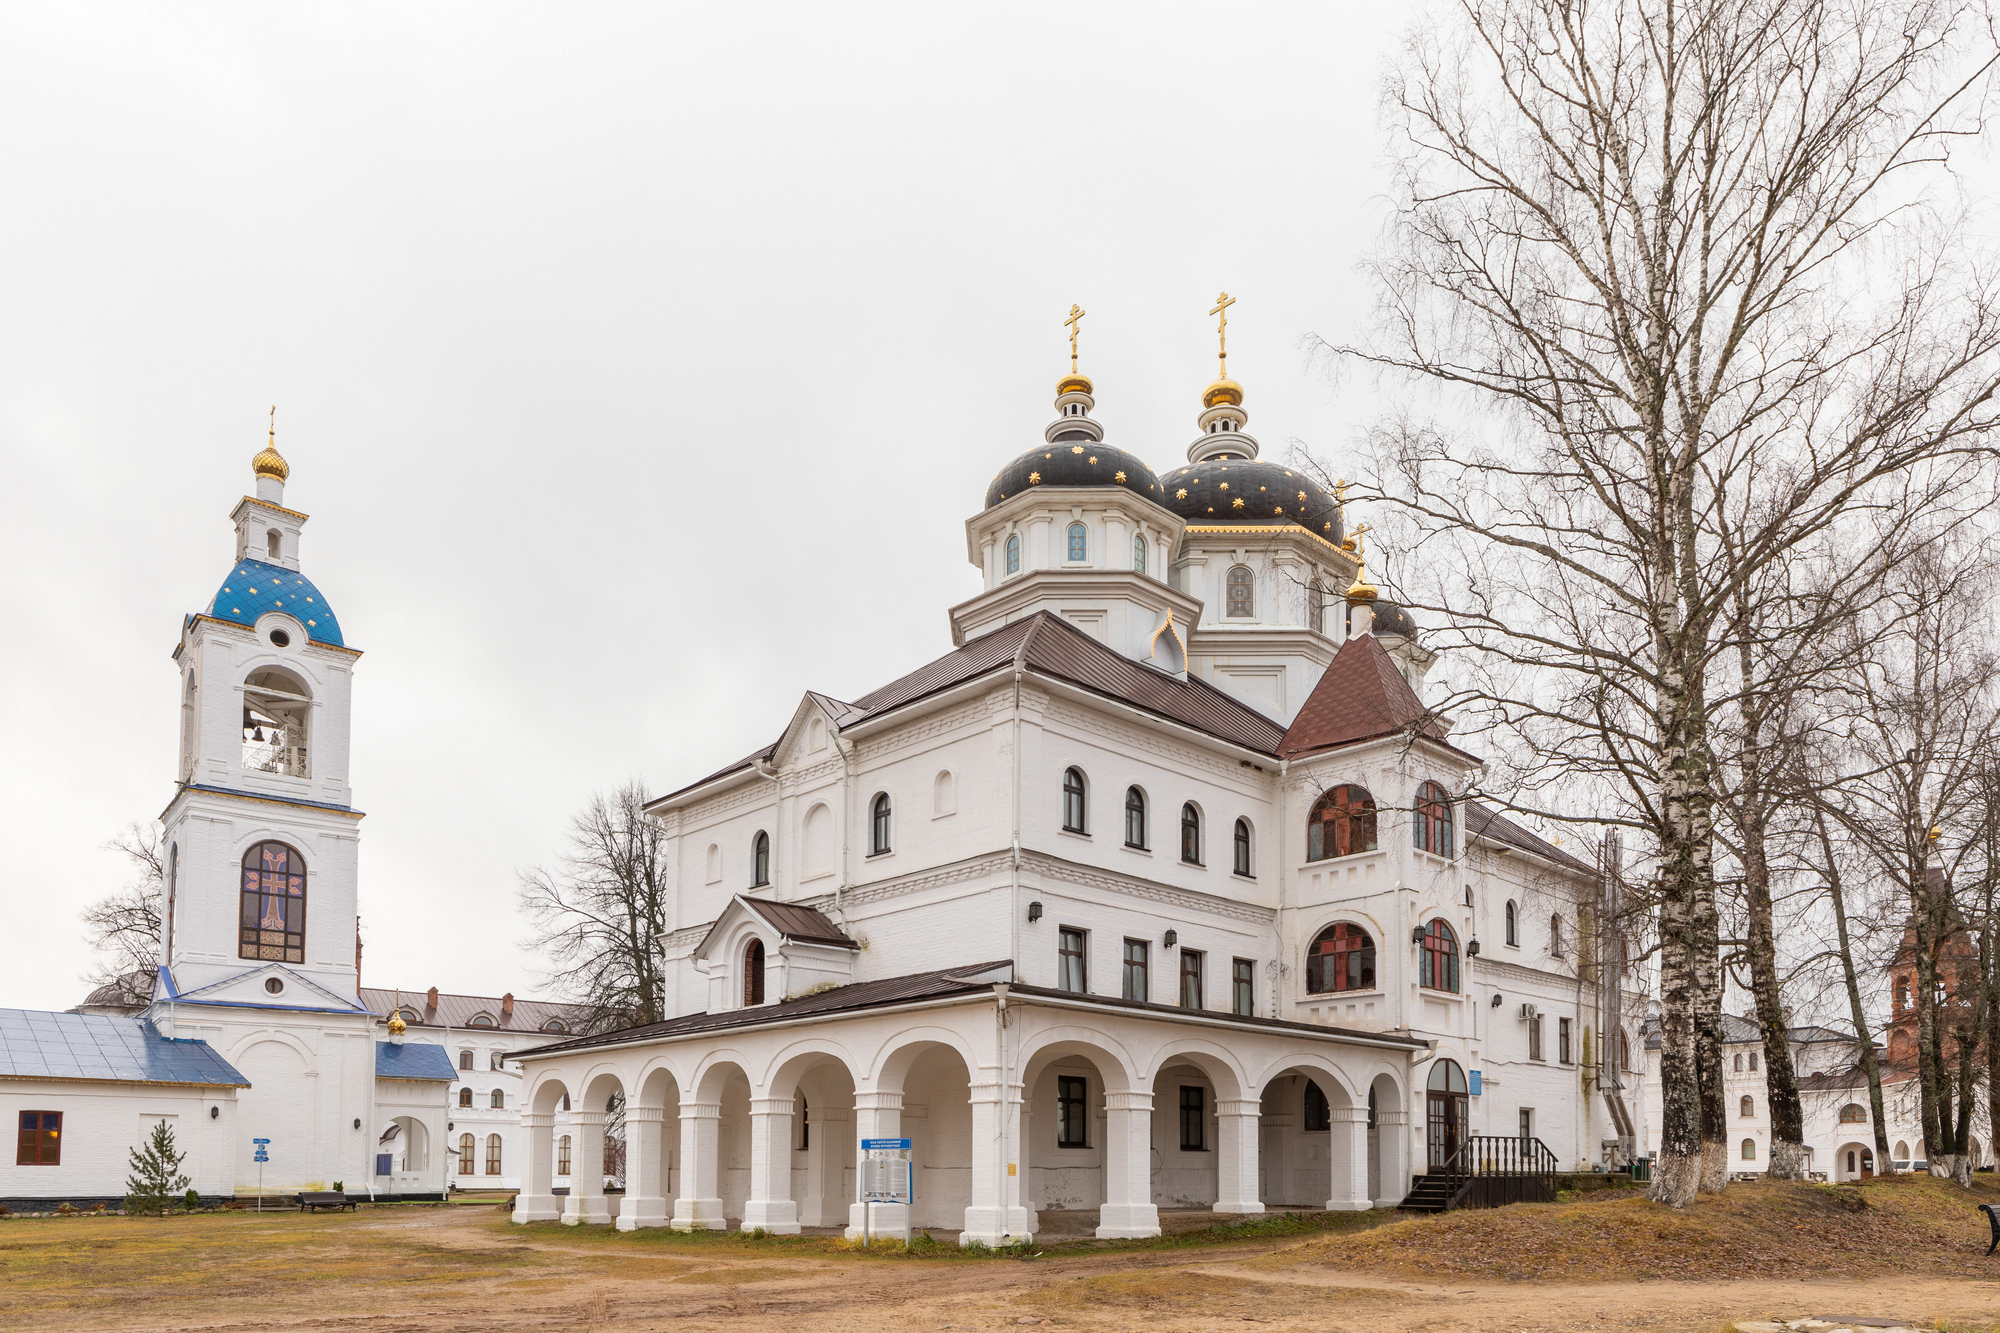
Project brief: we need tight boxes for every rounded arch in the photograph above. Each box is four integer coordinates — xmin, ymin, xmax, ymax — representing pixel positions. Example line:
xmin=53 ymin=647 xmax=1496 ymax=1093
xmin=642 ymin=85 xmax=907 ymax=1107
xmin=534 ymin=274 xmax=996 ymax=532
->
xmin=1123 ymin=784 xmax=1148 ymax=849
xmin=689 ymin=1051 xmax=758 ymax=1105
xmin=1004 ymin=531 xmax=1021 ymax=576
xmin=757 ymin=1037 xmax=864 ymax=1100
xmin=1504 ymin=899 xmax=1518 ymax=946
xmin=1066 ymin=520 xmax=1088 ymax=562
xmin=632 ymin=1059 xmax=685 ymax=1113
xmin=934 ymin=769 xmax=956 ymax=816
xmin=743 ymin=936 xmax=767 ymax=1006
xmin=1225 ymin=563 xmax=1255 ymax=617
xmin=1061 ymin=765 xmax=1088 ymax=833
xmin=1136 ymin=1037 xmax=1249 ymax=1101
xmin=750 ymin=830 xmax=771 ymax=887
xmin=1251 ymin=1052 xmax=1361 ymax=1108
xmin=578 ymin=1065 xmax=630 ymax=1113
xmin=1231 ymin=816 xmax=1253 ymax=876
xmin=527 ymin=1073 xmax=573 ymax=1115
xmin=225 ymin=1028 xmax=319 ymax=1073
xmin=1178 ymin=800 xmax=1203 ymax=864
xmin=1018 ymin=1029 xmax=1141 ymax=1095
xmin=238 ymin=839 xmax=308 ymax=964
xmin=865 ymin=1028 xmax=984 ymax=1091
xmin=1413 ymin=780 xmax=1455 ymax=856
xmin=801 ymin=802 xmax=834 ymax=877
xmin=1305 ymin=918 xmax=1378 ymax=994
xmin=1420 ymin=917 xmax=1461 ymax=993
xmin=1307 ymin=783 xmax=1378 ymax=860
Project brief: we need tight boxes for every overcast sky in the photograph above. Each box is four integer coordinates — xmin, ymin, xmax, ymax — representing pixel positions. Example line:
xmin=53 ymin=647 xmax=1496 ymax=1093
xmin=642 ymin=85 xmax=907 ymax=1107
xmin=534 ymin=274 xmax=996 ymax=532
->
xmin=0 ymin=3 xmax=1419 ymax=1008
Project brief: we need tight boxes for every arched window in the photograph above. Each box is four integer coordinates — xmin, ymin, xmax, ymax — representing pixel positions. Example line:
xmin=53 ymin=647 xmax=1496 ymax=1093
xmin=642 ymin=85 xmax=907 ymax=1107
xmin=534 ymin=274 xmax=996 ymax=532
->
xmin=1123 ymin=786 xmax=1146 ymax=849
xmin=751 ymin=831 xmax=770 ymax=887
xmin=1062 ymin=767 xmax=1087 ymax=833
xmin=1413 ymin=781 xmax=1454 ymax=857
xmin=1180 ymin=803 xmax=1202 ymax=864
xmin=1733 ymin=1053 xmax=1744 ymax=1072
xmin=1505 ymin=900 xmax=1517 ymax=946
xmin=870 ymin=793 xmax=893 ymax=855
xmin=1067 ymin=522 xmax=1088 ymax=562
xmin=490 ymin=1089 xmax=505 ymax=1110
xmin=744 ymin=938 xmax=766 ymax=1006
xmin=1233 ymin=818 xmax=1252 ymax=876
xmin=1619 ymin=1030 xmax=1632 ymax=1071
xmin=1838 ymin=1103 xmax=1867 ymax=1124
xmin=542 ymin=1019 xmax=568 ymax=1034
xmin=468 ymin=1014 xmax=494 ymax=1028
xmin=1550 ymin=913 xmax=1564 ymax=958
xmin=557 ymin=1135 xmax=572 ymax=1176
xmin=1740 ymin=1095 xmax=1754 ymax=1117
xmin=458 ymin=1133 xmax=475 ymax=1174
xmin=459 ymin=1049 xmax=474 ymax=1070
xmin=486 ymin=1133 xmax=503 ymax=1174
xmin=239 ymin=841 xmax=306 ymax=963
xmin=1741 ymin=1138 xmax=1757 ymax=1161
xmin=1005 ymin=533 xmax=1021 ymax=576
xmin=1303 ymin=1080 xmax=1331 ymax=1131
xmin=1133 ymin=533 xmax=1147 ymax=573
xmin=1306 ymin=785 xmax=1378 ymax=860
xmin=241 ymin=667 xmax=311 ymax=776
xmin=1306 ymin=922 xmax=1375 ymax=994
xmin=1225 ymin=564 xmax=1254 ymax=617
xmin=458 ymin=1087 xmax=473 ymax=1108
xmin=266 ymin=529 xmax=281 ymax=559
xmin=1308 ymin=579 xmax=1324 ymax=634
xmin=1420 ymin=918 xmax=1460 ymax=993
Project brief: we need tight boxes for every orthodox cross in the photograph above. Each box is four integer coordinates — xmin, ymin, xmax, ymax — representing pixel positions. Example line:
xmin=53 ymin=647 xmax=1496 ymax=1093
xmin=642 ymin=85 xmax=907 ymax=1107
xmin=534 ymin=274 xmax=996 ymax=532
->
xmin=1064 ymin=304 xmax=1086 ymax=373
xmin=1350 ymin=521 xmax=1372 ymax=560
xmin=269 ymin=404 xmax=276 ymax=446
xmin=1210 ymin=291 xmax=1236 ymax=376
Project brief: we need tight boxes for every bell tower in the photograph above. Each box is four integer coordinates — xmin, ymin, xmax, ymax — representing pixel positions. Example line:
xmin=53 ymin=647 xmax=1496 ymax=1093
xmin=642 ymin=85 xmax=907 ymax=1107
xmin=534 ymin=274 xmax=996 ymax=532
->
xmin=156 ymin=431 xmax=366 ymax=1005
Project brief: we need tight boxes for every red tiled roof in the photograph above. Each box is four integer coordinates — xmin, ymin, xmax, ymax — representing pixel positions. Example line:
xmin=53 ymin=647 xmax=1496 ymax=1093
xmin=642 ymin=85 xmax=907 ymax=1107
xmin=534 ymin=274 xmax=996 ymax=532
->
xmin=1278 ymin=631 xmax=1450 ymax=759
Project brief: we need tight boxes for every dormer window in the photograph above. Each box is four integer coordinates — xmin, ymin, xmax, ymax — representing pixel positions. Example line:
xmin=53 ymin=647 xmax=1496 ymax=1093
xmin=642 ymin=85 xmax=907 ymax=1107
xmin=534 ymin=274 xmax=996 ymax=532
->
xmin=468 ymin=1013 xmax=495 ymax=1028
xmin=743 ymin=938 xmax=767 ymax=1006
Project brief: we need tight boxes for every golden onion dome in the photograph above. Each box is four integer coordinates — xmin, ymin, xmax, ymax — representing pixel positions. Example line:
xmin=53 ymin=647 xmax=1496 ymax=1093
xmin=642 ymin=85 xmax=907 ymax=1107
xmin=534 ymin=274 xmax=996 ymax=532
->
xmin=386 ymin=1009 xmax=407 ymax=1036
xmin=1057 ymin=372 xmax=1094 ymax=397
xmin=253 ymin=445 xmax=290 ymax=482
xmin=1346 ymin=562 xmax=1379 ymax=603
xmin=1203 ymin=377 xmax=1243 ymax=409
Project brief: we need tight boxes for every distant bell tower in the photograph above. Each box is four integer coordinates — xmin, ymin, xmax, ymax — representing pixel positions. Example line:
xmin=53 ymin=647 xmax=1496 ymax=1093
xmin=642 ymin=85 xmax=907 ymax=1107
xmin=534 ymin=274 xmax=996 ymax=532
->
xmin=157 ymin=419 xmax=366 ymax=1004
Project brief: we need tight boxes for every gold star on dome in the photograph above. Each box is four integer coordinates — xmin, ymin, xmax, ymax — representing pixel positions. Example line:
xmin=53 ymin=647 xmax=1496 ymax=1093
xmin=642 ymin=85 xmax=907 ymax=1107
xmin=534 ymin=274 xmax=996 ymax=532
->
xmin=1089 ymin=456 xmax=1099 ymax=464
xmin=1259 ymin=486 xmax=1266 ymax=492
xmin=1176 ymin=488 xmax=1188 ymax=499
xmin=1029 ymin=472 xmax=1042 ymax=484
xmin=1298 ymin=491 xmax=1307 ymax=502
xmin=1232 ymin=497 xmax=1245 ymax=509
xmin=1274 ymin=506 xmax=1283 ymax=514
xmin=1045 ymin=452 xmax=1053 ymax=459
xmin=1071 ymin=445 xmax=1085 ymax=454
xmin=1218 ymin=482 xmax=1229 ymax=490
xmin=1115 ymin=470 xmax=1127 ymax=482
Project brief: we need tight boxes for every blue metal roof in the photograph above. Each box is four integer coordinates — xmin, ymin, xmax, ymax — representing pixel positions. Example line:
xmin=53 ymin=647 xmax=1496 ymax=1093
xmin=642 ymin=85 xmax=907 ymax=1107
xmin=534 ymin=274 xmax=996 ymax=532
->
xmin=375 ymin=1041 xmax=455 ymax=1082
xmin=0 ymin=1009 xmax=249 ymax=1087
xmin=202 ymin=558 xmax=345 ymax=647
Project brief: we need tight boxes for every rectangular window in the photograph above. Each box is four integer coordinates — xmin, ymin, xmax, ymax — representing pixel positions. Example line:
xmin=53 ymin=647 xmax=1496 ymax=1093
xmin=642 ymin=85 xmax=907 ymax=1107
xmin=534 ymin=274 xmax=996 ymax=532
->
xmin=1529 ymin=1016 xmax=1544 ymax=1061
xmin=1518 ymin=1108 xmax=1535 ymax=1144
xmin=1179 ymin=1086 xmax=1206 ymax=1151
xmin=1231 ymin=958 xmax=1254 ymax=1017
xmin=1057 ymin=1075 xmax=1089 ymax=1148
xmin=1122 ymin=939 xmax=1149 ymax=1003
xmin=1058 ymin=928 xmax=1088 ymax=994
xmin=1180 ymin=950 xmax=1204 ymax=1009
xmin=1558 ymin=1017 xmax=1573 ymax=1065
xmin=16 ymin=1110 xmax=61 ymax=1166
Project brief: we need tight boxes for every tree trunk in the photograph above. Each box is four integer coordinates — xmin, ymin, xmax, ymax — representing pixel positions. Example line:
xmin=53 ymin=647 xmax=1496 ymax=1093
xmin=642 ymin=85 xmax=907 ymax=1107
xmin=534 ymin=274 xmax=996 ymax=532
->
xmin=1651 ymin=662 xmax=1716 ymax=1205
xmin=1819 ymin=811 xmax=1893 ymax=1171
xmin=1741 ymin=808 xmax=1809 ymax=1178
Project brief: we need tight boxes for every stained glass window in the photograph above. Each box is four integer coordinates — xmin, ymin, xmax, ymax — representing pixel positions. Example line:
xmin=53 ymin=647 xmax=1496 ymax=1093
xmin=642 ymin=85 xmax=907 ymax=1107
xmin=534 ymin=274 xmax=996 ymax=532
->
xmin=239 ymin=841 xmax=306 ymax=963
xmin=1225 ymin=564 xmax=1254 ymax=617
xmin=1421 ymin=918 xmax=1461 ymax=993
xmin=1306 ymin=785 xmax=1378 ymax=860
xmin=1067 ymin=522 xmax=1087 ymax=562
xmin=1005 ymin=533 xmax=1020 ymax=576
xmin=1306 ymin=922 xmax=1375 ymax=993
xmin=1413 ymin=781 xmax=1455 ymax=857
xmin=1133 ymin=533 xmax=1147 ymax=573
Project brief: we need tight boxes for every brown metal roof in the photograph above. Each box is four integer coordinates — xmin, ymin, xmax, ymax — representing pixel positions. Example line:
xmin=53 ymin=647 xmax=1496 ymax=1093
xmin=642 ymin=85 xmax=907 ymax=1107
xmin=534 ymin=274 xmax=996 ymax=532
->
xmin=359 ymin=986 xmax=589 ymax=1036
xmin=738 ymin=898 xmax=858 ymax=950
xmin=1279 ymin=631 xmax=1452 ymax=759
xmin=1462 ymin=801 xmax=1597 ymax=874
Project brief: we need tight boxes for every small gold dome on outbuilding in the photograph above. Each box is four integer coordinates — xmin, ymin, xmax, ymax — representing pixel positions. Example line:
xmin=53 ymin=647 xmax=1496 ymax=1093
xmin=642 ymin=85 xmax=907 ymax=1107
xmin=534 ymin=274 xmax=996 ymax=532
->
xmin=386 ymin=1010 xmax=407 ymax=1036
xmin=1346 ymin=561 xmax=1379 ymax=603
xmin=1057 ymin=372 xmax=1094 ymax=397
xmin=1202 ymin=377 xmax=1243 ymax=409
xmin=253 ymin=446 xmax=290 ymax=482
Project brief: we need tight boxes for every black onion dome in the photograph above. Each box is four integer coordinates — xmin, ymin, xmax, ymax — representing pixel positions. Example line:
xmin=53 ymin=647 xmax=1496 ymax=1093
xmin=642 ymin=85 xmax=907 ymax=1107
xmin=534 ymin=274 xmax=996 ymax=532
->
xmin=1354 ymin=598 xmax=1418 ymax=639
xmin=1157 ymin=459 xmax=1344 ymax=545
xmin=985 ymin=441 xmax=1165 ymax=508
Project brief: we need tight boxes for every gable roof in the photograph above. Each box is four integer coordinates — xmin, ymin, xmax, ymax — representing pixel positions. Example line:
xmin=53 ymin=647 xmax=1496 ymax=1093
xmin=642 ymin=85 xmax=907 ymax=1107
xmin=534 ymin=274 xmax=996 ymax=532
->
xmin=1279 ymin=631 xmax=1453 ymax=759
xmin=651 ymin=612 xmax=1288 ymax=805
xmin=0 ymin=1008 xmax=249 ymax=1087
xmin=695 ymin=897 xmax=858 ymax=958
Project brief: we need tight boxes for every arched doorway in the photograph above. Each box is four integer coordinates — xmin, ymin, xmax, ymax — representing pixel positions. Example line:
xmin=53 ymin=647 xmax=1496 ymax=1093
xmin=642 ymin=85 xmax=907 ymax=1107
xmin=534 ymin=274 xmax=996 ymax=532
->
xmin=1426 ymin=1060 xmax=1468 ymax=1171
xmin=1835 ymin=1142 xmax=1875 ymax=1182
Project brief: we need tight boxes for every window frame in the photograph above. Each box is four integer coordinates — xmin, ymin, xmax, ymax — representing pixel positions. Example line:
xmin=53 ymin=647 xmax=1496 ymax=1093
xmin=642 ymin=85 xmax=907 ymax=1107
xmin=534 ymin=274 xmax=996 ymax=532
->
xmin=1505 ymin=900 xmax=1518 ymax=947
xmin=458 ymin=1132 xmax=476 ymax=1174
xmin=1180 ymin=949 xmax=1204 ymax=1009
xmin=1179 ymin=803 xmax=1201 ymax=865
xmin=1558 ymin=1016 xmax=1573 ymax=1064
xmin=459 ymin=1086 xmax=474 ymax=1108
xmin=1413 ymin=781 xmax=1455 ymax=858
xmin=1224 ymin=563 xmax=1254 ymax=617
xmin=1058 ymin=927 xmax=1088 ymax=994
xmin=490 ymin=1089 xmax=505 ymax=1110
xmin=556 ymin=1134 xmax=572 ymax=1176
xmin=1231 ymin=957 xmax=1254 ymax=1016
xmin=1133 ymin=533 xmax=1147 ymax=573
xmin=238 ymin=839 xmax=308 ymax=964
xmin=1123 ymin=786 xmax=1147 ymax=850
xmin=458 ymin=1049 xmax=473 ymax=1071
xmin=1121 ymin=938 xmax=1149 ymax=1003
xmin=870 ymin=792 xmax=893 ymax=856
xmin=1004 ymin=532 xmax=1021 ymax=576
xmin=1740 ymin=1095 xmax=1755 ymax=1118
xmin=1306 ymin=785 xmax=1379 ymax=860
xmin=1066 ymin=521 xmax=1088 ymax=563
xmin=1302 ymin=1080 xmax=1330 ymax=1132
xmin=1232 ymin=818 xmax=1252 ymax=876
xmin=751 ymin=830 xmax=770 ymax=887
xmin=1062 ymin=767 xmax=1088 ymax=834
xmin=1057 ymin=1075 xmax=1089 ymax=1148
xmin=1306 ymin=921 xmax=1377 ymax=994
xmin=1741 ymin=1137 xmax=1757 ymax=1162
xmin=16 ymin=1110 xmax=61 ymax=1166
xmin=1420 ymin=918 xmax=1460 ymax=993
xmin=744 ymin=938 xmax=767 ymax=1006
xmin=486 ymin=1132 xmax=504 ymax=1175
xmin=1551 ymin=913 xmax=1564 ymax=959
xmin=1179 ymin=1085 xmax=1207 ymax=1151
xmin=1528 ymin=1015 xmax=1544 ymax=1061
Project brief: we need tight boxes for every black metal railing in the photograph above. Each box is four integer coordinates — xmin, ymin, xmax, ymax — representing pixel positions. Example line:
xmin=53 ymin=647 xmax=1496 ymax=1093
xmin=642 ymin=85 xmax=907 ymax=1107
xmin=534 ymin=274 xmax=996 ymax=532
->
xmin=1439 ymin=1135 xmax=1560 ymax=1210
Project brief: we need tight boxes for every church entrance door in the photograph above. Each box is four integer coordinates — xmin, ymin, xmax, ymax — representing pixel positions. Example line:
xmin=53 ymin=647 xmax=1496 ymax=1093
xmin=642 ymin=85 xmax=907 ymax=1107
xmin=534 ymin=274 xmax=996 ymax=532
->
xmin=1426 ymin=1060 xmax=1468 ymax=1171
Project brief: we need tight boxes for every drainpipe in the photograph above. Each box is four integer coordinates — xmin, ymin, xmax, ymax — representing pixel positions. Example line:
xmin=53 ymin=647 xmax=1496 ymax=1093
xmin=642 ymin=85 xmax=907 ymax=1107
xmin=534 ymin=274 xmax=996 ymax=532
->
xmin=1009 ymin=631 xmax=1030 ymax=974
xmin=994 ymin=981 xmax=1012 ymax=1242
xmin=1272 ymin=757 xmax=1289 ymax=1018
xmin=754 ymin=756 xmax=782 ymax=893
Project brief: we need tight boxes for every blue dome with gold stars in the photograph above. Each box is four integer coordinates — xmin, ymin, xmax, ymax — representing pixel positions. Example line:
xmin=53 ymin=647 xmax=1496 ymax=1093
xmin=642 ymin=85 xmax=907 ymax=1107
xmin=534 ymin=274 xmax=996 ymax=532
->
xmin=202 ymin=559 xmax=345 ymax=647
xmin=984 ymin=441 xmax=1164 ymax=509
xmin=1157 ymin=459 xmax=1343 ymax=545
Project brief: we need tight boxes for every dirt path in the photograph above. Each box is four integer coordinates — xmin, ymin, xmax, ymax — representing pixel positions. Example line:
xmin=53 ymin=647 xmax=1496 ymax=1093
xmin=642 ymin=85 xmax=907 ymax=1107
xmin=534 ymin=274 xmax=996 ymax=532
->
xmin=12 ymin=1206 xmax=1999 ymax=1333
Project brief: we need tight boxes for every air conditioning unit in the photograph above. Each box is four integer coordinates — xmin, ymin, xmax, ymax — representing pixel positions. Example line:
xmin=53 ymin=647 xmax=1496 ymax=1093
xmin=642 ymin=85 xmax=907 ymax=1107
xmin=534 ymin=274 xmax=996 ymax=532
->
xmin=1520 ymin=1003 xmax=1540 ymax=1022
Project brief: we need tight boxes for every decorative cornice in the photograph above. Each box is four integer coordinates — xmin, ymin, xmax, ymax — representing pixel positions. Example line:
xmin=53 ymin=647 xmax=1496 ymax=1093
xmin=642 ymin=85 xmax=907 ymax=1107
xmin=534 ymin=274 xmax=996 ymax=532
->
xmin=185 ymin=613 xmax=363 ymax=658
xmin=855 ymin=699 xmax=995 ymax=763
xmin=1182 ymin=523 xmax=1349 ymax=557
xmin=1043 ymin=698 xmax=1245 ymax=782
xmin=1022 ymin=849 xmax=1276 ymax=926
xmin=843 ymin=852 xmax=1014 ymax=910
xmin=232 ymin=495 xmax=310 ymax=521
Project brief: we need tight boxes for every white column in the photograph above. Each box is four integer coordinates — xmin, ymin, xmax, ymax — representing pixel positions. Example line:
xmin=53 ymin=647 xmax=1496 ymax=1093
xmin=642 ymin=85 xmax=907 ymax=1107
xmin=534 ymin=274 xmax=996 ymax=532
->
xmin=741 ymin=1097 xmax=801 ymax=1233
xmin=561 ymin=1111 xmax=612 ymax=1225
xmin=616 ymin=1106 xmax=669 ymax=1230
xmin=1096 ymin=1090 xmax=1160 ymax=1239
xmin=962 ymin=1076 xmax=1031 ymax=1246
xmin=512 ymin=1112 xmax=560 ymax=1223
xmin=1213 ymin=1099 xmax=1265 ymax=1214
xmin=845 ymin=1088 xmax=908 ymax=1239
xmin=1326 ymin=1106 xmax=1372 ymax=1210
xmin=1375 ymin=1108 xmax=1411 ymax=1206
xmin=670 ymin=1101 xmax=726 ymax=1231
xmin=798 ymin=1106 xmax=847 ymax=1227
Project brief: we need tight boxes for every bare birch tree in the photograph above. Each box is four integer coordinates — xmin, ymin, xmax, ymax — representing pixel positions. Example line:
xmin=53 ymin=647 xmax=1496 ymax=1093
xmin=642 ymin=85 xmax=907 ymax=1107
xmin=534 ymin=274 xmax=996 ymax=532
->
xmin=519 ymin=781 xmax=672 ymax=1036
xmin=80 ymin=822 xmax=166 ymax=1008
xmin=1324 ymin=0 xmax=2000 ymax=1204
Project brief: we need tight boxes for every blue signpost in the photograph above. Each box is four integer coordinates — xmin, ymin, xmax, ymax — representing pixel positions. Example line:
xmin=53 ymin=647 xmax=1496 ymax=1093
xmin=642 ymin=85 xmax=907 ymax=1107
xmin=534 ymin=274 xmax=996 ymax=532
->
xmin=252 ymin=1139 xmax=271 ymax=1210
xmin=858 ymin=1137 xmax=913 ymax=1247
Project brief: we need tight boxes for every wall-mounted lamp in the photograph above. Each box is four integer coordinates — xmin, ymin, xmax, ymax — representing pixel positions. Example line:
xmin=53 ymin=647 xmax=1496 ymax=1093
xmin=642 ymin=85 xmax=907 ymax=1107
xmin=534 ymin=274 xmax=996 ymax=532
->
xmin=1467 ymin=938 xmax=1482 ymax=957
xmin=353 ymin=1118 xmax=362 ymax=1130
xmin=1411 ymin=925 xmax=1427 ymax=945
xmin=1027 ymin=900 xmax=1043 ymax=922
xmin=210 ymin=1105 xmax=220 ymax=1120
xmin=1163 ymin=929 xmax=1178 ymax=948
xmin=1490 ymin=992 xmax=1504 ymax=1008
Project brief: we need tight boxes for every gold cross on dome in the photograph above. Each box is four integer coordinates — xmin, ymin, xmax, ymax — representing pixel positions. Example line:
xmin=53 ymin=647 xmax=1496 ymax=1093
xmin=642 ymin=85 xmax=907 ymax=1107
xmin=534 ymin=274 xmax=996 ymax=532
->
xmin=1064 ymin=304 xmax=1086 ymax=373
xmin=1351 ymin=521 xmax=1372 ymax=559
xmin=1210 ymin=292 xmax=1236 ymax=375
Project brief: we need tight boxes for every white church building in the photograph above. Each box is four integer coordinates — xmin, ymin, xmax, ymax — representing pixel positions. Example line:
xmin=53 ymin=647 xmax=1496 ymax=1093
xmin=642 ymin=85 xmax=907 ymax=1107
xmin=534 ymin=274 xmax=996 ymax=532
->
xmin=508 ymin=351 xmax=1648 ymax=1242
xmin=1 ymin=439 xmax=459 ymax=1208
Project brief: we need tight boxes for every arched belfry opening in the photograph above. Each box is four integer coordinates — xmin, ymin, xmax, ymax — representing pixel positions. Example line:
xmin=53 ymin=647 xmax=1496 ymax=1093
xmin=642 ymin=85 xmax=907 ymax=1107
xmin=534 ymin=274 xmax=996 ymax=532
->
xmin=241 ymin=666 xmax=311 ymax=777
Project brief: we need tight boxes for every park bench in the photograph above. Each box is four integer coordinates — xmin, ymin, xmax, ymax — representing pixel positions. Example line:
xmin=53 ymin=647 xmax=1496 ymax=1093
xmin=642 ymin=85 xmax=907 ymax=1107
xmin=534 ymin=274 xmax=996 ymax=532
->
xmin=296 ymin=1191 xmax=355 ymax=1213
xmin=1979 ymin=1202 xmax=1999 ymax=1255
